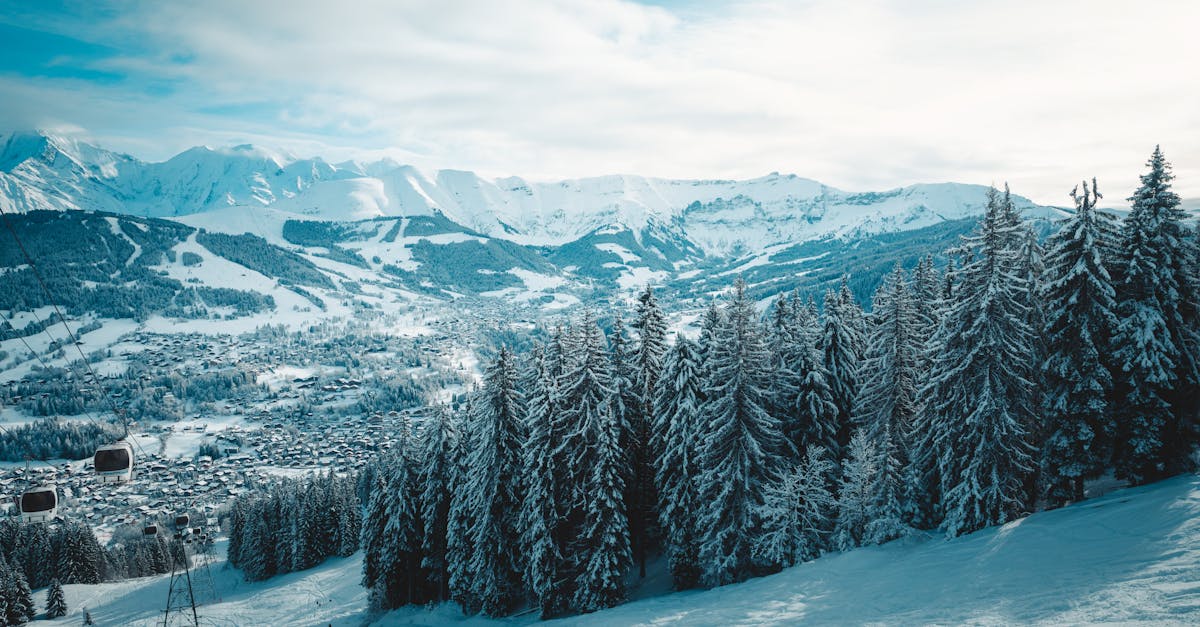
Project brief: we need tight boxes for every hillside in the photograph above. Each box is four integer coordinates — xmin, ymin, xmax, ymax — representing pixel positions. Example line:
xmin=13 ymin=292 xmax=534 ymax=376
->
xmin=27 ymin=474 xmax=1200 ymax=626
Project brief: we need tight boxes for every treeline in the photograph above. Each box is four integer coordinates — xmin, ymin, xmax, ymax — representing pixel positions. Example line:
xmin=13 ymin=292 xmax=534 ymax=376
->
xmin=0 ymin=419 xmax=123 ymax=462
xmin=226 ymin=472 xmax=361 ymax=581
xmin=0 ymin=520 xmax=108 ymax=589
xmin=359 ymin=147 xmax=1199 ymax=619
xmin=0 ymin=211 xmax=277 ymax=322
xmin=196 ymin=231 xmax=334 ymax=290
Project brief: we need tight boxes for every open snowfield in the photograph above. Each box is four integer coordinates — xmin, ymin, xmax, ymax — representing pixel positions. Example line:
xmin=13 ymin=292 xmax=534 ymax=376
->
xmin=31 ymin=474 xmax=1200 ymax=626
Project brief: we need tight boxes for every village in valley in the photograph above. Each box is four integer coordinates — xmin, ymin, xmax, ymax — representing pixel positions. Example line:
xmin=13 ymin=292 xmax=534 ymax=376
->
xmin=0 ymin=306 xmax=493 ymax=540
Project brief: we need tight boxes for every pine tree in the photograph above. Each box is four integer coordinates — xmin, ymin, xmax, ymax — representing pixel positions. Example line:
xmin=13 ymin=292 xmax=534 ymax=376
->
xmin=572 ymin=398 xmax=632 ymax=612
xmin=832 ymin=431 xmax=879 ymax=550
xmin=791 ymin=321 xmax=840 ymax=456
xmin=696 ymin=278 xmax=789 ymax=586
xmin=10 ymin=568 xmax=34 ymax=625
xmin=1111 ymin=146 xmax=1199 ymax=482
xmin=361 ymin=466 xmax=391 ymax=610
xmin=864 ymin=424 xmax=910 ymax=545
xmin=519 ymin=343 xmax=566 ymax=617
xmin=45 ymin=579 xmax=67 ymax=619
xmin=753 ymin=444 xmax=836 ymax=568
xmin=608 ymin=313 xmax=647 ymax=580
xmin=1041 ymin=179 xmax=1120 ymax=505
xmin=821 ymin=278 xmax=865 ymax=458
xmin=556 ymin=314 xmax=630 ymax=611
xmin=907 ymin=254 xmax=944 ymax=530
xmin=454 ymin=348 xmax=527 ymax=616
xmin=630 ymin=287 xmax=668 ymax=578
xmin=911 ymin=254 xmax=943 ymax=348
xmin=769 ymin=295 xmax=804 ymax=456
xmin=653 ymin=334 xmax=705 ymax=590
xmin=922 ymin=187 xmax=1038 ymax=537
xmin=445 ymin=400 xmax=475 ymax=612
xmin=854 ymin=264 xmax=920 ymax=452
xmin=418 ymin=404 xmax=459 ymax=602
xmin=381 ymin=422 xmax=425 ymax=608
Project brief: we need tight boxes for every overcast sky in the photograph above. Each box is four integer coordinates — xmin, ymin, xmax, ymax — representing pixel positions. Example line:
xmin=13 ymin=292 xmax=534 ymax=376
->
xmin=1 ymin=0 xmax=1197 ymax=205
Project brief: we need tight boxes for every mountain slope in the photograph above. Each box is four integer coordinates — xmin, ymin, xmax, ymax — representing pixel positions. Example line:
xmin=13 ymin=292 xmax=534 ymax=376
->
xmin=0 ymin=130 xmax=1063 ymax=258
xmin=28 ymin=474 xmax=1200 ymax=626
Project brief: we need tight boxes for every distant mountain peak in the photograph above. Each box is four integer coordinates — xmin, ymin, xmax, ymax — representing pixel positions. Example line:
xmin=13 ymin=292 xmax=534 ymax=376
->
xmin=0 ymin=129 xmax=1063 ymax=255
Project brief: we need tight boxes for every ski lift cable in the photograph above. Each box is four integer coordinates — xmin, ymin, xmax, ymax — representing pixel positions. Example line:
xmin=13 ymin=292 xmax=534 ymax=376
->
xmin=0 ymin=206 xmax=149 ymax=460
xmin=0 ymin=275 xmax=150 ymax=466
xmin=0 ymin=423 xmax=65 ymax=474
xmin=0 ymin=306 xmax=122 ymax=441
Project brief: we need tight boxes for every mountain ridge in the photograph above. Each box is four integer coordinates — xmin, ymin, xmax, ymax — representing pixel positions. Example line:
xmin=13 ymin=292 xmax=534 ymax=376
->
xmin=0 ymin=129 xmax=1061 ymax=259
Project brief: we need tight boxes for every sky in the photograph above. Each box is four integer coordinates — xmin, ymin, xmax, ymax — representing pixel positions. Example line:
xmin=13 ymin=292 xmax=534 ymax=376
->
xmin=1 ymin=0 xmax=1198 ymax=205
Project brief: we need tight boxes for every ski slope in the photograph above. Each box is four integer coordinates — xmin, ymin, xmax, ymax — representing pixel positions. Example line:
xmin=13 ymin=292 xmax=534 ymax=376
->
xmin=30 ymin=474 xmax=1200 ymax=626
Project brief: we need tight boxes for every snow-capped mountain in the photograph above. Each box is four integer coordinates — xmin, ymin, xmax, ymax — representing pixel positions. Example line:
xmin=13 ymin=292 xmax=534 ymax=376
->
xmin=0 ymin=130 xmax=1059 ymax=259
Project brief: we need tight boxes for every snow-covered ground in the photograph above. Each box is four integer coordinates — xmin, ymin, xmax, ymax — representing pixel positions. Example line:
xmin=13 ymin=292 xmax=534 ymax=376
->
xmin=30 ymin=474 xmax=1200 ymax=626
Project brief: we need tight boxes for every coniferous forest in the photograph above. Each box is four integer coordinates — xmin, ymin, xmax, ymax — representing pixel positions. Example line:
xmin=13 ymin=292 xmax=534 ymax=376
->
xmin=360 ymin=148 xmax=1200 ymax=619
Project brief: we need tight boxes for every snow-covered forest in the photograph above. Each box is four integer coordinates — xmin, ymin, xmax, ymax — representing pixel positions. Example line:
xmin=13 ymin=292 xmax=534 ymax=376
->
xmin=356 ymin=147 xmax=1200 ymax=620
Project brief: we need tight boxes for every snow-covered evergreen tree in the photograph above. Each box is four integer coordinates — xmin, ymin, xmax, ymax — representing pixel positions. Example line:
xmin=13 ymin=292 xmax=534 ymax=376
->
xmin=921 ymin=187 xmax=1038 ymax=537
xmin=572 ymin=397 xmax=632 ymax=612
xmin=607 ymin=313 xmax=645 ymax=580
xmin=1041 ymin=179 xmax=1120 ymax=505
xmin=791 ymin=320 xmax=840 ymax=457
xmin=519 ymin=342 xmax=565 ymax=617
xmin=821 ymin=278 xmax=865 ymax=458
xmin=832 ymin=430 xmax=879 ymax=550
xmin=653 ymin=334 xmax=705 ymax=590
xmin=1111 ymin=146 xmax=1199 ymax=482
xmin=854 ymin=263 xmax=920 ymax=450
xmin=630 ymin=286 xmax=668 ymax=578
xmin=753 ymin=444 xmax=836 ymax=568
xmin=864 ymin=423 xmax=910 ymax=545
xmin=453 ymin=348 xmax=526 ymax=616
xmin=45 ymin=579 xmax=66 ymax=619
xmin=548 ymin=317 xmax=612 ymax=610
xmin=445 ymin=399 xmax=475 ymax=612
xmin=911 ymin=254 xmax=943 ymax=348
xmin=418 ymin=404 xmax=459 ymax=602
xmin=696 ymin=278 xmax=789 ymax=586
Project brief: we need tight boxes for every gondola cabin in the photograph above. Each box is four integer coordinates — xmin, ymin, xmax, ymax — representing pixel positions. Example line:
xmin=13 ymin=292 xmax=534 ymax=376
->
xmin=20 ymin=484 xmax=57 ymax=523
xmin=143 ymin=525 xmax=159 ymax=536
xmin=94 ymin=442 xmax=135 ymax=483
xmin=174 ymin=514 xmax=190 ymax=529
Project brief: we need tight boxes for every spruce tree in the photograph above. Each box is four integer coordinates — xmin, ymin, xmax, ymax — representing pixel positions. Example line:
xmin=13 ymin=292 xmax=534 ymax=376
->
xmin=854 ymin=263 xmax=920 ymax=452
xmin=696 ymin=278 xmax=789 ymax=586
xmin=821 ymin=278 xmax=865 ymax=458
xmin=453 ymin=348 xmax=526 ymax=616
xmin=608 ymin=313 xmax=646 ymax=580
xmin=556 ymin=314 xmax=629 ymax=612
xmin=45 ymin=579 xmax=67 ymax=619
xmin=572 ymin=398 xmax=632 ymax=612
xmin=832 ymin=430 xmax=879 ymax=551
xmin=418 ymin=404 xmax=459 ymax=602
xmin=1111 ymin=146 xmax=1199 ymax=482
xmin=519 ymin=343 xmax=566 ymax=617
xmin=1041 ymin=179 xmax=1120 ymax=505
xmin=630 ymin=287 xmax=668 ymax=578
xmin=653 ymin=334 xmax=705 ymax=590
xmin=753 ymin=444 xmax=835 ymax=568
xmin=864 ymin=423 xmax=910 ymax=545
xmin=922 ymin=187 xmax=1038 ymax=537
xmin=791 ymin=321 xmax=840 ymax=456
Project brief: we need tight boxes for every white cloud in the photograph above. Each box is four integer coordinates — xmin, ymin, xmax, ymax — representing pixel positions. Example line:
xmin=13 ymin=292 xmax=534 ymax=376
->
xmin=4 ymin=0 xmax=1199 ymax=205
